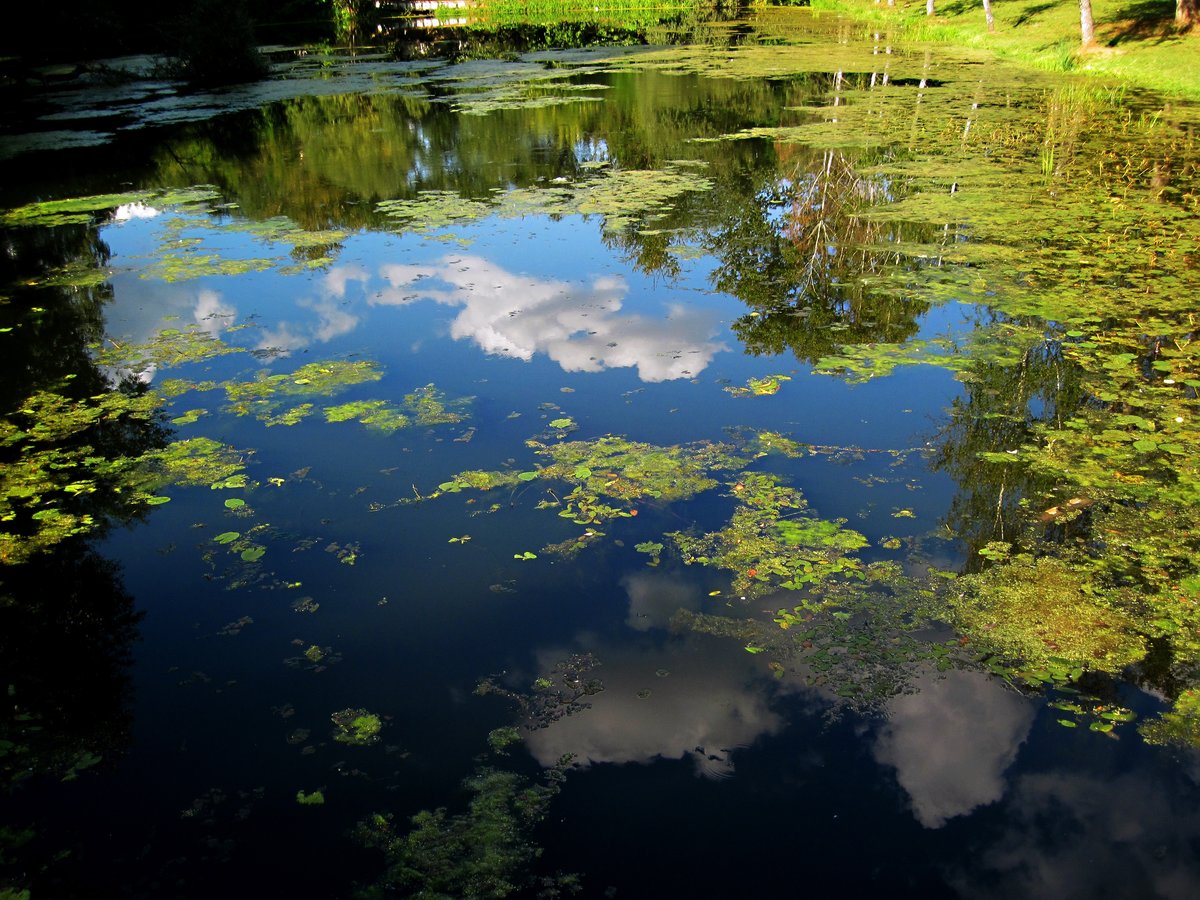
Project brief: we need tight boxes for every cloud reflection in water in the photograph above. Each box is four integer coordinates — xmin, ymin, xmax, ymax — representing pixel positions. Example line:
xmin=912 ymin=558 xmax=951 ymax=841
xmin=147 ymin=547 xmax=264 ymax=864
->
xmin=524 ymin=571 xmax=781 ymax=778
xmin=873 ymin=669 xmax=1036 ymax=829
xmin=375 ymin=255 xmax=726 ymax=382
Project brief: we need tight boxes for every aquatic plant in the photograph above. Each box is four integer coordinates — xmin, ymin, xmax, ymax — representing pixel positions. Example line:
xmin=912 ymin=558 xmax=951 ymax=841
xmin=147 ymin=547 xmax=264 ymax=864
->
xmin=296 ymin=789 xmax=326 ymax=805
xmin=486 ymin=727 xmax=522 ymax=754
xmin=376 ymin=162 xmax=712 ymax=238
xmin=403 ymin=384 xmax=472 ymax=426
xmin=675 ymin=560 xmax=952 ymax=710
xmin=951 ymin=555 xmax=1148 ymax=675
xmin=357 ymin=767 xmax=569 ymax=900
xmin=723 ymin=374 xmax=791 ymax=397
xmin=146 ymin=438 xmax=247 ymax=488
xmin=0 ymin=386 xmax=171 ymax=563
xmin=1140 ymin=688 xmax=1200 ymax=750
xmin=475 ymin=654 xmax=603 ymax=730
xmin=671 ymin=473 xmax=868 ymax=598
xmin=331 ymin=708 xmax=383 ymax=746
xmin=324 ymin=401 xmax=410 ymax=433
xmin=359 ymin=651 xmax=591 ymax=896
xmin=0 ymin=188 xmax=222 ymax=229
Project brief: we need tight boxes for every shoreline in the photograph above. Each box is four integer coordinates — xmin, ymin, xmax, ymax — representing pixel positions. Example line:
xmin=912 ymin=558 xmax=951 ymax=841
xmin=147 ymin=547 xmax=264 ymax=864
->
xmin=801 ymin=0 xmax=1200 ymax=100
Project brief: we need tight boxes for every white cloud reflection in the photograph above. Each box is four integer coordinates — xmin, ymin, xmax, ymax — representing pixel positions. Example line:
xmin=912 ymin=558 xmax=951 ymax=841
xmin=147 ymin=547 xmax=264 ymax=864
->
xmin=524 ymin=636 xmax=782 ymax=779
xmin=873 ymin=669 xmax=1036 ymax=829
xmin=375 ymin=255 xmax=726 ymax=382
xmin=253 ymin=267 xmax=363 ymax=355
xmin=193 ymin=288 xmax=236 ymax=336
xmin=102 ymin=248 xmax=726 ymax=379
xmin=523 ymin=571 xmax=783 ymax=778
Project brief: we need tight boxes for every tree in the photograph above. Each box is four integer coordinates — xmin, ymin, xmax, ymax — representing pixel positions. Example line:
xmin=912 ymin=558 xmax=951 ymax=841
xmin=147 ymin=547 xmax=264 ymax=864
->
xmin=166 ymin=0 xmax=268 ymax=85
xmin=1080 ymin=0 xmax=1096 ymax=46
xmin=1179 ymin=0 xmax=1199 ymax=28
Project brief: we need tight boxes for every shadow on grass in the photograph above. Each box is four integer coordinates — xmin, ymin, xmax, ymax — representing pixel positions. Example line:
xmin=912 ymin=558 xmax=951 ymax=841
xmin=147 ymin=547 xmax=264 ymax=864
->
xmin=1102 ymin=0 xmax=1183 ymax=45
xmin=940 ymin=0 xmax=1052 ymax=24
xmin=940 ymin=0 xmax=981 ymax=17
xmin=1012 ymin=2 xmax=1059 ymax=26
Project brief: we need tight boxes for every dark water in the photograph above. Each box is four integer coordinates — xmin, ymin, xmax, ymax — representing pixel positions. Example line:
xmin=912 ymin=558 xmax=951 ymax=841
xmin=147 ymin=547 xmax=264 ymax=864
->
xmin=3 ymin=9 xmax=1200 ymax=899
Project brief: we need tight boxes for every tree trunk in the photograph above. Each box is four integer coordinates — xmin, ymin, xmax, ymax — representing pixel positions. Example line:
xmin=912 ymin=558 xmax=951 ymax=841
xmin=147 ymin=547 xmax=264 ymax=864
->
xmin=1179 ymin=0 xmax=1199 ymax=27
xmin=927 ymin=0 xmax=935 ymax=15
xmin=1080 ymin=0 xmax=1095 ymax=46
xmin=982 ymin=0 xmax=996 ymax=32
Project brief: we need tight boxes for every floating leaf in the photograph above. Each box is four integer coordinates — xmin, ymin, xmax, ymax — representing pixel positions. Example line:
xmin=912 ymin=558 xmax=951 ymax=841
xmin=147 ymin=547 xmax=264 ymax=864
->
xmin=145 ymin=496 xmax=171 ymax=506
xmin=224 ymin=498 xmax=245 ymax=509
xmin=517 ymin=471 xmax=539 ymax=481
xmin=214 ymin=531 xmax=240 ymax=544
xmin=240 ymin=547 xmax=265 ymax=562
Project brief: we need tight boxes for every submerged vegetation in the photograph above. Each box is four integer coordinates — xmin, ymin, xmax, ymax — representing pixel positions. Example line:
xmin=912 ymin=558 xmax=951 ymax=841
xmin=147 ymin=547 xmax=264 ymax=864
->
xmin=358 ymin=766 xmax=572 ymax=899
xmin=377 ymin=161 xmax=713 ymax=234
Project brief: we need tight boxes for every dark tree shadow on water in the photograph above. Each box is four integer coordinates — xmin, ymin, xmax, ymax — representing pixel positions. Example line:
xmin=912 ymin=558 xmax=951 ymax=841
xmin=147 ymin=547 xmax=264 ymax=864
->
xmin=0 ymin=543 xmax=143 ymax=893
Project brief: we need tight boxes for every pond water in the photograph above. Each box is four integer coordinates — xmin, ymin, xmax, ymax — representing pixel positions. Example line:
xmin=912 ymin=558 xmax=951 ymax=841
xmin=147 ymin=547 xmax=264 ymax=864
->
xmin=3 ymin=8 xmax=1200 ymax=898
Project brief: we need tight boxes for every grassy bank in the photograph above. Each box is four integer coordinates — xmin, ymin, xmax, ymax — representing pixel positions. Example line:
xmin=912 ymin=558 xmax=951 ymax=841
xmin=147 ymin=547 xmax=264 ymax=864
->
xmin=805 ymin=0 xmax=1200 ymax=99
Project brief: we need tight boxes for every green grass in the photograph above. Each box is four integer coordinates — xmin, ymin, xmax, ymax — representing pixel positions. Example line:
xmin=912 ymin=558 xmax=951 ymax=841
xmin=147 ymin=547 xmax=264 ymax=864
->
xmin=427 ymin=0 xmax=700 ymax=28
xmin=805 ymin=0 xmax=1200 ymax=98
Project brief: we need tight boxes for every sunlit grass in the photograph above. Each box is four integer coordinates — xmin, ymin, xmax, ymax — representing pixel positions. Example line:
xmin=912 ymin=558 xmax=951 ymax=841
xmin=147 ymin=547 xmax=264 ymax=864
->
xmin=805 ymin=0 xmax=1200 ymax=98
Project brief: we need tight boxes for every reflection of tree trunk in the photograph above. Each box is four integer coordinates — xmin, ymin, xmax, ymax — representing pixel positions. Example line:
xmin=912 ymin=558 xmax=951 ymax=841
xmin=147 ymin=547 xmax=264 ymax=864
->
xmin=911 ymin=49 xmax=931 ymax=149
xmin=1080 ymin=0 xmax=1095 ymax=46
xmin=1177 ymin=0 xmax=1197 ymax=27
xmin=982 ymin=0 xmax=995 ymax=31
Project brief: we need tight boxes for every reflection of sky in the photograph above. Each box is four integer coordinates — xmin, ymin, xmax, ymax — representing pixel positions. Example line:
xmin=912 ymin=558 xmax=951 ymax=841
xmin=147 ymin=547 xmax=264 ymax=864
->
xmin=873 ymin=669 xmax=1036 ymax=828
xmin=99 ymin=212 xmax=727 ymax=382
xmin=524 ymin=635 xmax=782 ymax=779
xmin=524 ymin=571 xmax=785 ymax=778
xmin=953 ymin=764 xmax=1200 ymax=898
xmin=374 ymin=255 xmax=726 ymax=382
